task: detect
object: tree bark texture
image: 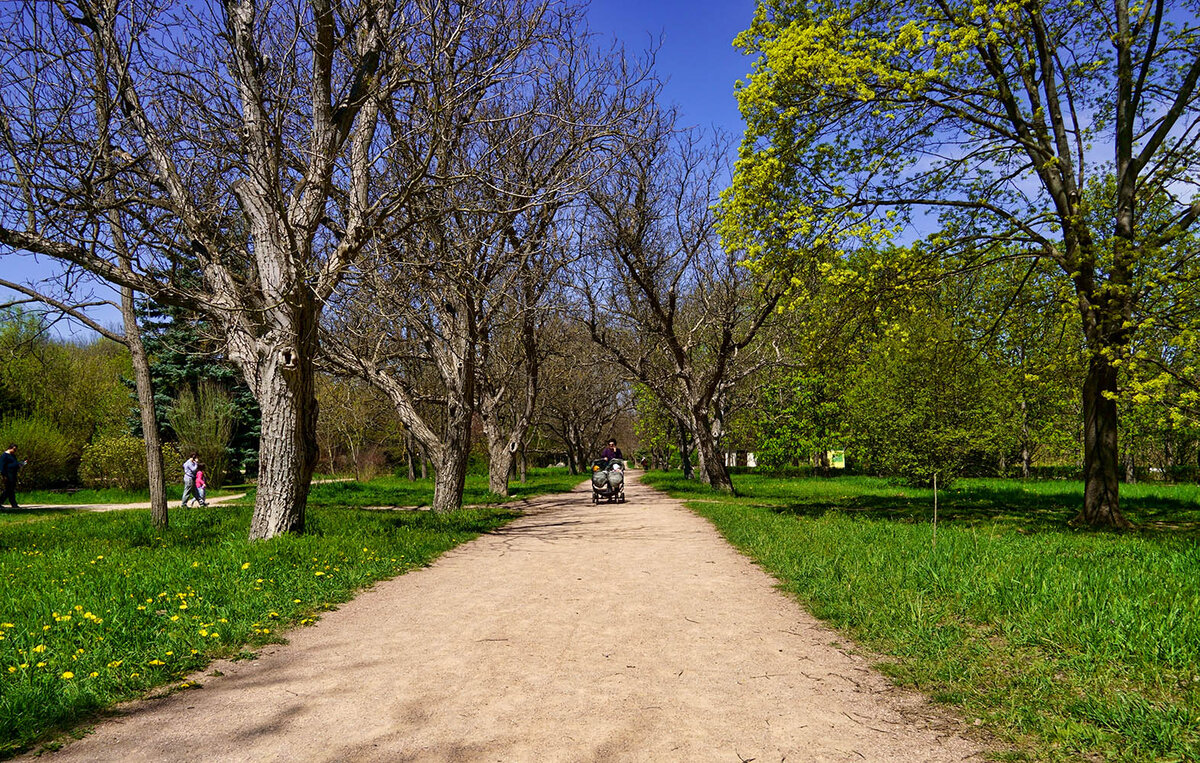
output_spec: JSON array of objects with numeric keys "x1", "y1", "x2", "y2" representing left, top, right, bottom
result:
[
  {"x1": 689, "y1": 411, "x2": 734, "y2": 493},
  {"x1": 486, "y1": 440, "x2": 515, "y2": 497},
  {"x1": 431, "y1": 433, "x2": 471, "y2": 514},
  {"x1": 244, "y1": 326, "x2": 320, "y2": 540},
  {"x1": 1075, "y1": 354, "x2": 1130, "y2": 528}
]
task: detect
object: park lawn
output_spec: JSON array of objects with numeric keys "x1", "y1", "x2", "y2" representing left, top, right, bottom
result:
[
  {"x1": 12, "y1": 486, "x2": 241, "y2": 507},
  {"x1": 0, "y1": 468, "x2": 581, "y2": 758},
  {"x1": 302, "y1": 467, "x2": 584, "y2": 509},
  {"x1": 642, "y1": 472, "x2": 1200, "y2": 762}
]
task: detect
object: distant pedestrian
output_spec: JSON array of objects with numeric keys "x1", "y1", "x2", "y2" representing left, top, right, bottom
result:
[
  {"x1": 195, "y1": 463, "x2": 208, "y2": 507},
  {"x1": 0, "y1": 444, "x2": 27, "y2": 509},
  {"x1": 182, "y1": 452, "x2": 200, "y2": 508},
  {"x1": 600, "y1": 439, "x2": 623, "y2": 461}
]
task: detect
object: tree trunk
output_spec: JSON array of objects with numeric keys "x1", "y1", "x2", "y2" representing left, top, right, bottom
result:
[
  {"x1": 487, "y1": 439, "x2": 515, "y2": 497},
  {"x1": 518, "y1": 446, "x2": 528, "y2": 482},
  {"x1": 122, "y1": 288, "x2": 168, "y2": 528},
  {"x1": 1020, "y1": 397, "x2": 1032, "y2": 479},
  {"x1": 691, "y1": 413, "x2": 734, "y2": 493},
  {"x1": 406, "y1": 430, "x2": 416, "y2": 481},
  {"x1": 247, "y1": 344, "x2": 319, "y2": 540},
  {"x1": 678, "y1": 424, "x2": 694, "y2": 480},
  {"x1": 1075, "y1": 354, "x2": 1131, "y2": 528},
  {"x1": 432, "y1": 442, "x2": 470, "y2": 513}
]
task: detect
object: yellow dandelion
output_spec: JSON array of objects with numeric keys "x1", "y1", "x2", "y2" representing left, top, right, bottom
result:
[
  {"x1": 31, "y1": 644, "x2": 46, "y2": 653},
  {"x1": 36, "y1": 662, "x2": 46, "y2": 668},
  {"x1": 241, "y1": 562, "x2": 251, "y2": 570},
  {"x1": 89, "y1": 671, "x2": 98, "y2": 678},
  {"x1": 1, "y1": 623, "x2": 13, "y2": 628},
  {"x1": 6, "y1": 667, "x2": 14, "y2": 673},
  {"x1": 314, "y1": 571, "x2": 325, "y2": 577},
  {"x1": 61, "y1": 671, "x2": 74, "y2": 679},
  {"x1": 148, "y1": 659, "x2": 165, "y2": 666},
  {"x1": 107, "y1": 660, "x2": 123, "y2": 668}
]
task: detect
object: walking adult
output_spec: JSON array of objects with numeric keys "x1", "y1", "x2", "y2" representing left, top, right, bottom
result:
[
  {"x1": 182, "y1": 452, "x2": 200, "y2": 508},
  {"x1": 0, "y1": 444, "x2": 27, "y2": 509}
]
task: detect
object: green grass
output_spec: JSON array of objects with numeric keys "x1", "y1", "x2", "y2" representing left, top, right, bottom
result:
[
  {"x1": 10, "y1": 486, "x2": 240, "y2": 507},
  {"x1": 642, "y1": 472, "x2": 1200, "y2": 762},
  {"x1": 0, "y1": 468, "x2": 581, "y2": 757},
  {"x1": 303, "y1": 468, "x2": 583, "y2": 509}
]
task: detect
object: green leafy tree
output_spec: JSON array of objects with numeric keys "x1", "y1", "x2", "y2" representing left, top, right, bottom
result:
[
  {"x1": 722, "y1": 0, "x2": 1200, "y2": 526},
  {"x1": 754, "y1": 370, "x2": 845, "y2": 472},
  {"x1": 845, "y1": 310, "x2": 1009, "y2": 485}
]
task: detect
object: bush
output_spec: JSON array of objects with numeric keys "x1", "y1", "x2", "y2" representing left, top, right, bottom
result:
[
  {"x1": 79, "y1": 434, "x2": 183, "y2": 490},
  {"x1": 0, "y1": 416, "x2": 76, "y2": 488}
]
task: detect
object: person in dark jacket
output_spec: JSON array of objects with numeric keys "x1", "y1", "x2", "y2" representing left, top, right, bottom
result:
[
  {"x1": 600, "y1": 439, "x2": 623, "y2": 461},
  {"x1": 0, "y1": 444, "x2": 27, "y2": 509}
]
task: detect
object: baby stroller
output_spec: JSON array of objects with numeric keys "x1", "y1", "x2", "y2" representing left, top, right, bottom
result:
[{"x1": 590, "y1": 458, "x2": 626, "y2": 504}]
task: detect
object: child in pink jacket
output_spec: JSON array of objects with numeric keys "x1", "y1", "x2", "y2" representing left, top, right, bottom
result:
[{"x1": 195, "y1": 464, "x2": 209, "y2": 507}]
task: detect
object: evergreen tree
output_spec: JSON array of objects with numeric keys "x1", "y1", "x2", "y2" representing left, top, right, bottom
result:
[{"x1": 131, "y1": 299, "x2": 260, "y2": 478}]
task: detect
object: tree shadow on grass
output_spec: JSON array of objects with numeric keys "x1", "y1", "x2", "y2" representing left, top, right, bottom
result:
[{"x1": 769, "y1": 483, "x2": 1200, "y2": 538}]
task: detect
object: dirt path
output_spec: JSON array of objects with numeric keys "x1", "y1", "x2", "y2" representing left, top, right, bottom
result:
[
  {"x1": 17, "y1": 492, "x2": 247, "y2": 513},
  {"x1": 35, "y1": 475, "x2": 985, "y2": 762}
]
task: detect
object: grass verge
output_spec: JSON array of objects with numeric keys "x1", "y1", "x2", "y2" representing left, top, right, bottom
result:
[
  {"x1": 642, "y1": 472, "x2": 1200, "y2": 762},
  {"x1": 0, "y1": 468, "x2": 580, "y2": 757}
]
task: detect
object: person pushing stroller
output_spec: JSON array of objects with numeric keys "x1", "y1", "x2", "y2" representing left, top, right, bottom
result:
[{"x1": 591, "y1": 440, "x2": 626, "y2": 504}]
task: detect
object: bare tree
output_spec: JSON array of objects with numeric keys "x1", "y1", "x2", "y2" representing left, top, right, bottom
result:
[
  {"x1": 324, "y1": 0, "x2": 646, "y2": 511},
  {"x1": 582, "y1": 112, "x2": 784, "y2": 492},
  {"x1": 0, "y1": 0, "x2": 425, "y2": 538},
  {"x1": 534, "y1": 317, "x2": 626, "y2": 473}
]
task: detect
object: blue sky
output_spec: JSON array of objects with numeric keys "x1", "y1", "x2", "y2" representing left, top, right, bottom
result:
[{"x1": 586, "y1": 0, "x2": 757, "y2": 137}]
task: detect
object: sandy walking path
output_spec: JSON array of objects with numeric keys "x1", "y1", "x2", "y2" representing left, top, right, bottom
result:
[{"x1": 37, "y1": 475, "x2": 984, "y2": 762}]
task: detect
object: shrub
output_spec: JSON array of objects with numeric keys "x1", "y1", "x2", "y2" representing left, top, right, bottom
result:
[
  {"x1": 166, "y1": 382, "x2": 234, "y2": 488},
  {"x1": 79, "y1": 434, "x2": 184, "y2": 490},
  {"x1": 0, "y1": 416, "x2": 76, "y2": 488}
]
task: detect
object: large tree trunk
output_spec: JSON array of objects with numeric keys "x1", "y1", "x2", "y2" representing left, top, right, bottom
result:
[
  {"x1": 1075, "y1": 354, "x2": 1130, "y2": 528},
  {"x1": 432, "y1": 439, "x2": 470, "y2": 514},
  {"x1": 247, "y1": 338, "x2": 319, "y2": 540},
  {"x1": 486, "y1": 440, "x2": 515, "y2": 496},
  {"x1": 690, "y1": 412, "x2": 734, "y2": 493}
]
